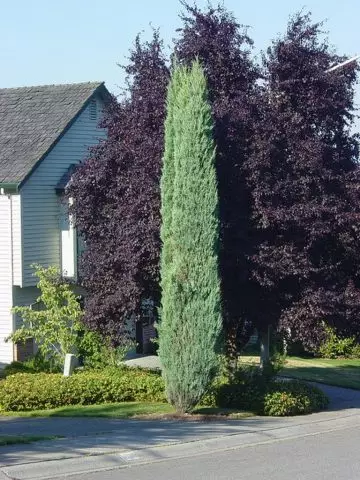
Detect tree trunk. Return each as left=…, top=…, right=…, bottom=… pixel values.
left=260, top=326, right=270, bottom=370
left=225, top=323, right=238, bottom=380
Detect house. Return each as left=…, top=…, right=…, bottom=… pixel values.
left=0, top=82, right=108, bottom=365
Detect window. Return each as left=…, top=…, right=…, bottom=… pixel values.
left=59, top=196, right=77, bottom=279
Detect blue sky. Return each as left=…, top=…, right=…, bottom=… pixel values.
left=0, top=0, right=359, bottom=120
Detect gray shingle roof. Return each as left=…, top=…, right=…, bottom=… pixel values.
left=0, top=81, right=105, bottom=186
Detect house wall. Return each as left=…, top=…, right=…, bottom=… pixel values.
left=20, top=95, right=106, bottom=286
left=0, top=196, right=14, bottom=364
left=12, top=286, right=39, bottom=361
left=12, top=287, right=39, bottom=330
left=11, top=195, right=22, bottom=286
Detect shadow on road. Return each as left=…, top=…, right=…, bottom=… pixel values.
left=0, top=416, right=276, bottom=466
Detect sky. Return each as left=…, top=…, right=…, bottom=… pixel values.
left=0, top=0, right=359, bottom=121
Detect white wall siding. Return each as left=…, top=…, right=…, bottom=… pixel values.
left=11, top=195, right=22, bottom=286
left=0, top=196, right=14, bottom=364
left=21, top=96, right=106, bottom=286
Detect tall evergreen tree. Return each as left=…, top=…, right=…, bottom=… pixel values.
left=245, top=13, right=360, bottom=349
left=158, top=61, right=222, bottom=413
left=174, top=2, right=259, bottom=358
left=67, top=33, right=169, bottom=342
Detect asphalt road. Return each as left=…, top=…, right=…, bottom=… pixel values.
left=70, top=423, right=360, bottom=480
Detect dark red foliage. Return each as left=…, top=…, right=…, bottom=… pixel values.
left=67, top=33, right=169, bottom=342
left=174, top=2, right=259, bottom=349
left=68, top=7, right=360, bottom=352
left=245, top=13, right=360, bottom=349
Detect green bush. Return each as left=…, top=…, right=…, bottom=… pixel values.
left=0, top=368, right=165, bottom=411
left=318, top=327, right=360, bottom=359
left=264, top=391, right=308, bottom=416
left=213, top=365, right=268, bottom=412
left=10, top=265, right=84, bottom=368
left=203, top=366, right=329, bottom=416
left=3, top=354, right=61, bottom=377
left=78, top=330, right=134, bottom=369
left=264, top=380, right=329, bottom=416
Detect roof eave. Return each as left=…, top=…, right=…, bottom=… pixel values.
left=0, top=182, right=19, bottom=191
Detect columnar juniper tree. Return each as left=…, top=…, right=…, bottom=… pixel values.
left=67, top=33, right=169, bottom=342
left=246, top=13, right=360, bottom=351
left=158, top=61, right=222, bottom=413
left=174, top=2, right=259, bottom=360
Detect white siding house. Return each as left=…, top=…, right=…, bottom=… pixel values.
left=0, top=82, right=108, bottom=364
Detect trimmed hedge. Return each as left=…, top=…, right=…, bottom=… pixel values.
left=0, top=368, right=165, bottom=411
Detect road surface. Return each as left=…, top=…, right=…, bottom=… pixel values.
left=70, top=421, right=360, bottom=480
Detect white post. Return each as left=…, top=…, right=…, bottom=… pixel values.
left=63, top=353, right=78, bottom=377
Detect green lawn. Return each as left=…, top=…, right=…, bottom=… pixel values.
left=281, top=356, right=360, bottom=390
left=241, top=355, right=360, bottom=389
left=0, top=435, right=59, bottom=446
left=0, top=402, right=253, bottom=419
left=0, top=402, right=174, bottom=418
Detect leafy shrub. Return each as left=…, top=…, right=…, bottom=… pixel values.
left=0, top=368, right=165, bottom=411
left=213, top=365, right=268, bottom=412
left=264, top=391, right=307, bottom=416
left=3, top=354, right=60, bottom=377
left=78, top=330, right=134, bottom=369
left=203, top=366, right=329, bottom=416
left=264, top=380, right=329, bottom=416
left=3, top=361, right=35, bottom=376
left=318, top=327, right=360, bottom=359
left=8, top=265, right=134, bottom=371
left=9, top=265, right=84, bottom=367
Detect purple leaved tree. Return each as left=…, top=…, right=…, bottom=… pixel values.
left=68, top=32, right=169, bottom=343
left=246, top=13, right=360, bottom=352
left=174, top=2, right=260, bottom=361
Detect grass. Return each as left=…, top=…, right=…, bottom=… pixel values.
left=0, top=401, right=252, bottom=419
left=280, top=356, right=360, bottom=390
left=0, top=402, right=175, bottom=418
left=240, top=354, right=360, bottom=390
left=0, top=435, right=59, bottom=446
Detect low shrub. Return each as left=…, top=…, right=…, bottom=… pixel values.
left=213, top=365, right=268, bottom=412
left=318, top=327, right=360, bottom=359
left=0, top=367, right=165, bottom=411
left=3, top=354, right=60, bottom=377
left=264, top=380, right=329, bottom=416
left=203, top=366, right=329, bottom=416
left=78, top=330, right=134, bottom=369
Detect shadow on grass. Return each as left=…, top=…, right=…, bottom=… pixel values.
left=281, top=364, right=360, bottom=390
